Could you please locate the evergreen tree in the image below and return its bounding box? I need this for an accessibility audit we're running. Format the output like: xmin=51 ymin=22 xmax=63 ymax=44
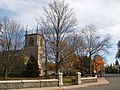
xmin=23 ymin=55 xmax=39 ymax=77
xmin=115 ymin=59 xmax=119 ymax=66
xmin=116 ymin=41 xmax=120 ymax=60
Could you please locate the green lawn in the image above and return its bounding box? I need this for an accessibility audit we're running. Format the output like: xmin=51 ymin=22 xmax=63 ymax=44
xmin=63 ymin=76 xmax=76 ymax=85
xmin=0 ymin=75 xmax=56 ymax=80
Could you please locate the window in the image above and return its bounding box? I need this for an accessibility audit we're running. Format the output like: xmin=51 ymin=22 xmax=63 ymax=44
xmin=40 ymin=38 xmax=43 ymax=46
xmin=29 ymin=37 xmax=34 ymax=46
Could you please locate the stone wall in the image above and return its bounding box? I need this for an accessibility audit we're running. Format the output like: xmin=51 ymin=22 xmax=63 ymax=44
xmin=0 ymin=79 xmax=58 ymax=89
xmin=76 ymin=72 xmax=97 ymax=84
xmin=81 ymin=77 xmax=97 ymax=83
xmin=0 ymin=72 xmax=98 ymax=89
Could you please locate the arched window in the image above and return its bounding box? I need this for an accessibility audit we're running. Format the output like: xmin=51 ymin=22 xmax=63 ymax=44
xmin=40 ymin=38 xmax=43 ymax=46
xmin=29 ymin=37 xmax=34 ymax=46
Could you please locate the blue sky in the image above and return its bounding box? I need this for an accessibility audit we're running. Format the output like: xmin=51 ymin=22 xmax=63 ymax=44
xmin=0 ymin=0 xmax=120 ymax=64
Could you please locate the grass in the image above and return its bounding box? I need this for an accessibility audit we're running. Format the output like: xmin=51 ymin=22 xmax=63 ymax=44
xmin=0 ymin=75 xmax=56 ymax=80
xmin=63 ymin=76 xmax=76 ymax=85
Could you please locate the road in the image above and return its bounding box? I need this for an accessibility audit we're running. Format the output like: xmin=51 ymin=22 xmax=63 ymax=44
xmin=67 ymin=74 xmax=120 ymax=90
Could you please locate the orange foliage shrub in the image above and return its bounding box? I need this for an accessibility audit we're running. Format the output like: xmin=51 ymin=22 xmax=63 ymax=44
xmin=93 ymin=55 xmax=105 ymax=72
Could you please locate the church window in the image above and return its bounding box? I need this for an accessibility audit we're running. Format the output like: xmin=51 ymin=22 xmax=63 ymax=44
xmin=29 ymin=37 xmax=34 ymax=46
xmin=40 ymin=38 xmax=43 ymax=46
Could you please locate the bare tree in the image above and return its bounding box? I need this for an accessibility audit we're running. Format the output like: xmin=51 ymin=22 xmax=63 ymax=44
xmin=38 ymin=0 xmax=77 ymax=74
xmin=0 ymin=17 xmax=24 ymax=79
xmin=78 ymin=25 xmax=111 ymax=75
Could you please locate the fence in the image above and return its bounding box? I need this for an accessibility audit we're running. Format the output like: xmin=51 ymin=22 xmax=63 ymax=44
xmin=0 ymin=72 xmax=97 ymax=89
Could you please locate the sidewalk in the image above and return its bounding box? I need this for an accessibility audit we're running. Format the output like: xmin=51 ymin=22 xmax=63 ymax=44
xmin=11 ymin=78 xmax=109 ymax=90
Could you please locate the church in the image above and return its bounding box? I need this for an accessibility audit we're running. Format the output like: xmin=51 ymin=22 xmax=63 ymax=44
xmin=0 ymin=27 xmax=44 ymax=76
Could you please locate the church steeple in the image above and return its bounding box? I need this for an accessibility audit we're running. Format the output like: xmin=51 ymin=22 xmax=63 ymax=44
xmin=36 ymin=24 xmax=39 ymax=34
xmin=24 ymin=25 xmax=44 ymax=76
xmin=25 ymin=25 xmax=28 ymax=35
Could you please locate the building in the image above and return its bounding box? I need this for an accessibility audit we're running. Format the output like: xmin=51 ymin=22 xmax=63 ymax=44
xmin=0 ymin=27 xmax=44 ymax=76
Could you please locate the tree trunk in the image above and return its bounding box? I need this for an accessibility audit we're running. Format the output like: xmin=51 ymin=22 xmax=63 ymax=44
xmin=55 ymin=63 xmax=59 ymax=79
xmin=3 ymin=68 xmax=8 ymax=80
xmin=4 ymin=75 xmax=7 ymax=80
xmin=90 ymin=59 xmax=92 ymax=76
xmin=89 ymin=54 xmax=92 ymax=76
xmin=55 ymin=34 xmax=59 ymax=79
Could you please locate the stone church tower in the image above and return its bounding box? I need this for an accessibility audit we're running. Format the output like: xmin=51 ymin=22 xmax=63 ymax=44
xmin=24 ymin=26 xmax=44 ymax=76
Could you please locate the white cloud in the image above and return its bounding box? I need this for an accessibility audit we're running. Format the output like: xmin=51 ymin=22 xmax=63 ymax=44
xmin=0 ymin=0 xmax=50 ymax=28
xmin=66 ymin=0 xmax=120 ymax=28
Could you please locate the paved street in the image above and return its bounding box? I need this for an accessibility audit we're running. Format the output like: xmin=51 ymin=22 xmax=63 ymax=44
xmin=67 ymin=75 xmax=120 ymax=90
